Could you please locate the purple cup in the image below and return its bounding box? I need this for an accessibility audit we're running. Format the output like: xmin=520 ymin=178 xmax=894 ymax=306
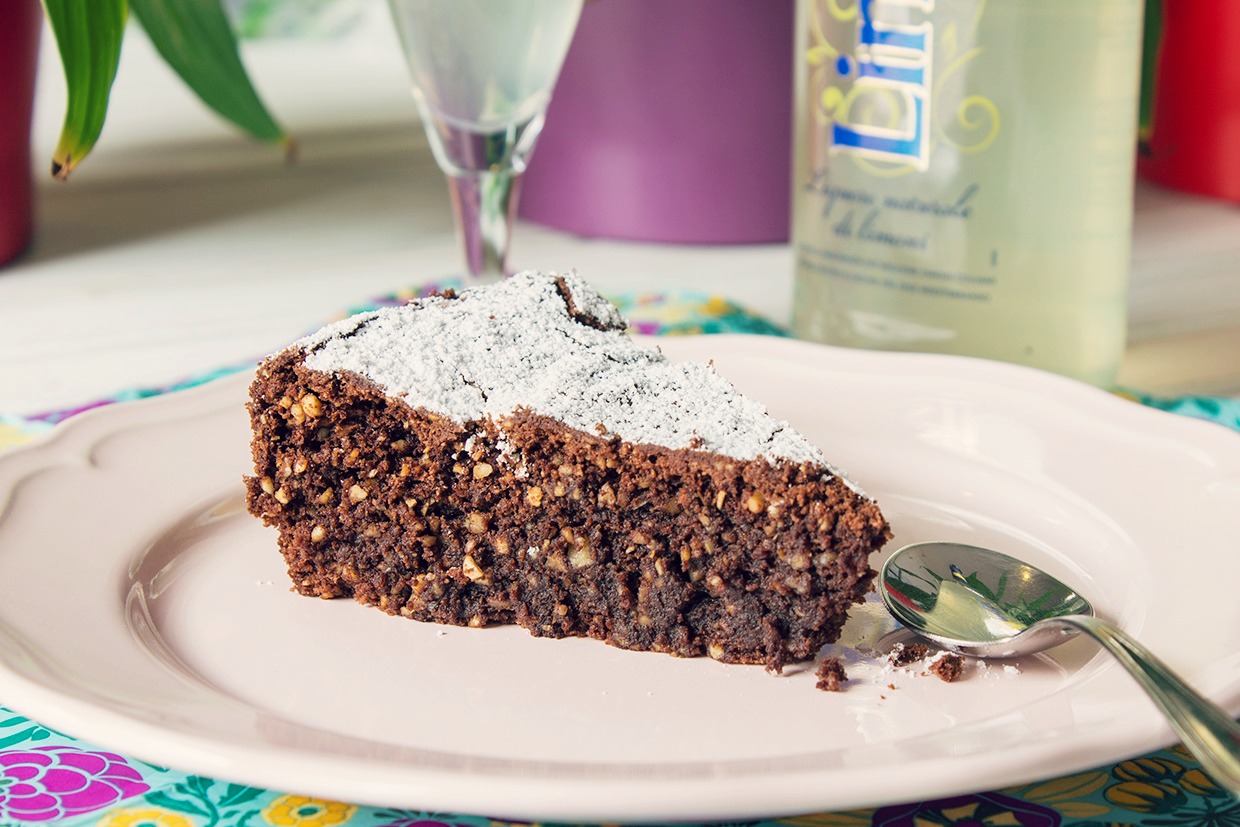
xmin=518 ymin=0 xmax=794 ymax=244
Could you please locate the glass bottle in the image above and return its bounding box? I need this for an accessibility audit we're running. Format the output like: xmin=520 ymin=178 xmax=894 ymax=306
xmin=791 ymin=0 xmax=1144 ymax=386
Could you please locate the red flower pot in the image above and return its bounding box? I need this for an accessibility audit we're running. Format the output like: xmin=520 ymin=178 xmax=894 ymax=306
xmin=1137 ymin=0 xmax=1240 ymax=203
xmin=0 ymin=1 xmax=42 ymax=266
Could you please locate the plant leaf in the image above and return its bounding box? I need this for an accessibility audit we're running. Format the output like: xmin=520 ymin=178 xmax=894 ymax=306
xmin=129 ymin=0 xmax=289 ymax=151
xmin=42 ymin=0 xmax=128 ymax=180
xmin=217 ymin=783 xmax=264 ymax=808
xmin=145 ymin=790 xmax=212 ymax=817
xmin=1139 ymin=0 xmax=1164 ymax=140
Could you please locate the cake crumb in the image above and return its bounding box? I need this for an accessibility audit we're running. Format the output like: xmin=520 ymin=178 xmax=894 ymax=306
xmin=887 ymin=641 xmax=931 ymax=667
xmin=928 ymin=651 xmax=965 ymax=682
xmin=888 ymin=642 xmax=968 ymax=683
xmin=815 ymin=657 xmax=848 ymax=692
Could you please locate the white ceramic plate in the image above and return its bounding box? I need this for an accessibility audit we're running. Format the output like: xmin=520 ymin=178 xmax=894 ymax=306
xmin=1 ymin=335 xmax=1238 ymax=823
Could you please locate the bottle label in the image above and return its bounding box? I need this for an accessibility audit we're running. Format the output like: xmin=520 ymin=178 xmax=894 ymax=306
xmin=831 ymin=0 xmax=934 ymax=171
xmin=796 ymin=0 xmax=1004 ymax=320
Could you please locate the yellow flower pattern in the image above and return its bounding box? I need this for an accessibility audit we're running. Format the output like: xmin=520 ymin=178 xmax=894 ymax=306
xmin=262 ymin=795 xmax=356 ymax=827
xmin=1003 ymin=769 xmax=1112 ymax=819
xmin=0 ymin=421 xmax=41 ymax=450
xmin=96 ymin=807 xmax=195 ymax=827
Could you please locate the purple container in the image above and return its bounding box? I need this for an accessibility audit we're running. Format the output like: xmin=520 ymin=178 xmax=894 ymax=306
xmin=0 ymin=1 xmax=40 ymax=267
xmin=518 ymin=0 xmax=794 ymax=244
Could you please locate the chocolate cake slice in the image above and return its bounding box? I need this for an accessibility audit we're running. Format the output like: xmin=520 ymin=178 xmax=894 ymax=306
xmin=245 ymin=271 xmax=889 ymax=671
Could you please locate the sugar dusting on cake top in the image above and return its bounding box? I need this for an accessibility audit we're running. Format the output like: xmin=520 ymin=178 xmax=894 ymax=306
xmin=299 ymin=271 xmax=836 ymax=468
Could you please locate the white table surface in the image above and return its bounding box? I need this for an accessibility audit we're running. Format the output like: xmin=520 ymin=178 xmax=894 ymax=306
xmin=3 ymin=15 xmax=1239 ymax=417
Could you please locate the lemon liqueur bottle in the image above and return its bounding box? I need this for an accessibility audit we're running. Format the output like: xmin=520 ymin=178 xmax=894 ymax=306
xmin=791 ymin=0 xmax=1144 ymax=386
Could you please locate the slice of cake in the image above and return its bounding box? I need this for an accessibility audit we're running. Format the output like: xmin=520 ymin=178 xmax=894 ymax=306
xmin=245 ymin=271 xmax=889 ymax=671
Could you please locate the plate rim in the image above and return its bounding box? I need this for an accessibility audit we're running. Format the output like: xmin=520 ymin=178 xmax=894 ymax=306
xmin=1 ymin=334 xmax=1238 ymax=821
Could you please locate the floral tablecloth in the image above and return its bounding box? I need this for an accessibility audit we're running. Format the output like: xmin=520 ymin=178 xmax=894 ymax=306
xmin=1 ymin=289 xmax=1238 ymax=827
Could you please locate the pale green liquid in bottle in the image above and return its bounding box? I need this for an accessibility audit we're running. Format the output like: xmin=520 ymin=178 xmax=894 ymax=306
xmin=792 ymin=0 xmax=1144 ymax=386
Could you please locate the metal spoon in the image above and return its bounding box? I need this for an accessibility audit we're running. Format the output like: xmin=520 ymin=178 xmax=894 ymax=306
xmin=880 ymin=540 xmax=1240 ymax=797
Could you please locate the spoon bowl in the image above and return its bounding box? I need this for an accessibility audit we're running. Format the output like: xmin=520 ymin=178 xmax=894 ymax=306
xmin=881 ymin=541 xmax=1092 ymax=658
xmin=881 ymin=541 xmax=1240 ymax=798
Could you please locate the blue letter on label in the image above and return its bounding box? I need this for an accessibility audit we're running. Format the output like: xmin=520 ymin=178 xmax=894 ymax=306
xmin=832 ymin=0 xmax=933 ymax=170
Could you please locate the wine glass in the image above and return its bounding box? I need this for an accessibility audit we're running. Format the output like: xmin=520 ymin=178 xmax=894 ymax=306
xmin=387 ymin=0 xmax=584 ymax=283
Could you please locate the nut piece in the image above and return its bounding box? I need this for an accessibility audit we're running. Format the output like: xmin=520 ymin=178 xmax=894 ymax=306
xmin=569 ymin=541 xmax=595 ymax=569
xmin=259 ymin=476 xmax=275 ymax=495
xmin=273 ymin=487 xmax=290 ymax=505
xmin=746 ymin=492 xmax=766 ymax=514
xmin=525 ymin=486 xmax=544 ymax=507
xmin=473 ymin=462 xmax=494 ymax=480
xmin=348 ymin=483 xmax=368 ymax=503
xmin=462 ymin=554 xmax=490 ymax=584
xmin=465 ymin=511 xmax=490 ymax=534
xmin=597 ymin=483 xmax=617 ymax=508
xmin=299 ymin=393 xmax=323 ymax=418
xmin=787 ymin=551 xmax=812 ymax=571
xmin=310 ymin=525 xmax=326 ymax=543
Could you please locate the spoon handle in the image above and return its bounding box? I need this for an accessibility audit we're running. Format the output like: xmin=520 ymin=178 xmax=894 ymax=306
xmin=1057 ymin=614 xmax=1240 ymax=798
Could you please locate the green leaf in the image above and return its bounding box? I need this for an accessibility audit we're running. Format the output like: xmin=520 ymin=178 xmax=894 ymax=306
xmin=183 ymin=774 xmax=216 ymax=800
xmin=42 ymin=0 xmax=128 ymax=180
xmin=145 ymin=790 xmax=212 ymax=817
xmin=129 ymin=0 xmax=290 ymax=150
xmin=0 ymin=725 xmax=51 ymax=750
xmin=1139 ymin=0 xmax=1164 ymax=140
xmin=217 ymin=783 xmax=264 ymax=808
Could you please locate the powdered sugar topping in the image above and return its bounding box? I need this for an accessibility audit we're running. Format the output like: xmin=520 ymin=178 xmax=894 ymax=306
xmin=300 ymin=271 xmax=833 ymax=466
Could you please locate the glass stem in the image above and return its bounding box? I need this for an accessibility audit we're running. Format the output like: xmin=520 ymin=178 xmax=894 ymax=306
xmin=446 ymin=169 xmax=520 ymax=283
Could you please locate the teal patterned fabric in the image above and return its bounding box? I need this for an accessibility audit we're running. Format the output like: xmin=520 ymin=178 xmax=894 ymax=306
xmin=1125 ymin=391 xmax=1240 ymax=432
xmin=1 ymin=289 xmax=1237 ymax=827
xmin=0 ymin=712 xmax=1236 ymax=825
